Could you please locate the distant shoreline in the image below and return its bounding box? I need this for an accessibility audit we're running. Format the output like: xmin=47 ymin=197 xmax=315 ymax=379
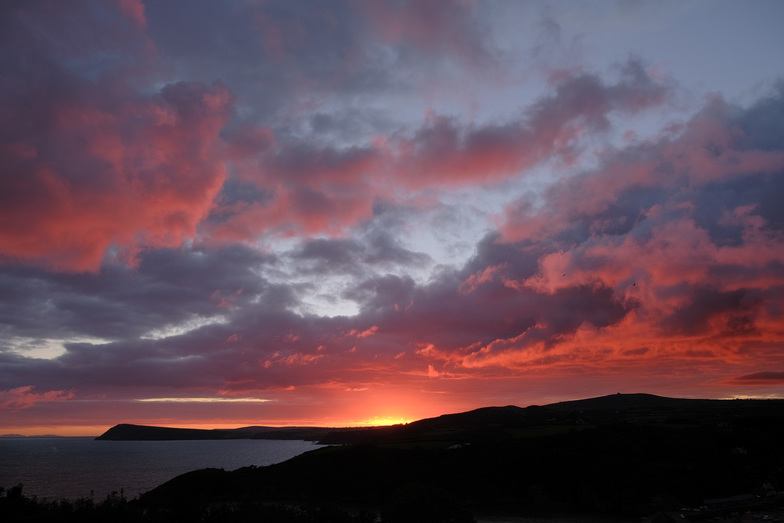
xmin=0 ymin=434 xmax=75 ymax=439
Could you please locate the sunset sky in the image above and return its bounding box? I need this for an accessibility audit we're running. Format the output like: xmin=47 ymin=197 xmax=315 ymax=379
xmin=2 ymin=0 xmax=784 ymax=436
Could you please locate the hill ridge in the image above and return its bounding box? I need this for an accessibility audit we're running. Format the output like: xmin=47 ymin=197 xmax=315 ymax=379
xmin=97 ymin=393 xmax=729 ymax=442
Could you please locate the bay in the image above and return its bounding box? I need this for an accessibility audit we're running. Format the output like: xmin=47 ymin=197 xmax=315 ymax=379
xmin=0 ymin=437 xmax=325 ymax=501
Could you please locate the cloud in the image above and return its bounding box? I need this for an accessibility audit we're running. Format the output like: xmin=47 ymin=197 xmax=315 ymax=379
xmin=490 ymin=86 xmax=784 ymax=373
xmin=0 ymin=386 xmax=74 ymax=410
xmin=730 ymin=372 xmax=784 ymax=384
xmin=6 ymin=77 xmax=783 ymax=396
xmin=288 ymin=232 xmax=429 ymax=278
xmin=0 ymin=76 xmax=234 ymax=271
xmin=136 ymin=397 xmax=270 ymax=403
xmin=1 ymin=3 xmax=673 ymax=265
xmin=0 ymin=245 xmax=269 ymax=345
xmin=392 ymin=57 xmax=669 ymax=188
xmin=1 ymin=1 xmax=783 ymax=428
xmin=117 ymin=0 xmax=147 ymax=29
xmin=201 ymin=57 xmax=671 ymax=246
xmin=358 ymin=0 xmax=495 ymax=70
xmin=349 ymin=326 xmax=378 ymax=338
xmin=3 ymin=81 xmax=783 ymax=401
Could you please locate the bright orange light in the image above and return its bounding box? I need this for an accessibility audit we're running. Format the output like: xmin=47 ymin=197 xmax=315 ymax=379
xmin=353 ymin=416 xmax=413 ymax=427
xmin=323 ymin=386 xmax=444 ymax=427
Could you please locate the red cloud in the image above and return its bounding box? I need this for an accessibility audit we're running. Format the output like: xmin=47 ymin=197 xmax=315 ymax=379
xmin=0 ymin=81 xmax=233 ymax=271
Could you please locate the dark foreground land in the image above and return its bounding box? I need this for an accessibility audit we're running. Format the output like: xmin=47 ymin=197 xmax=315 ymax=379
xmin=3 ymin=393 xmax=784 ymax=522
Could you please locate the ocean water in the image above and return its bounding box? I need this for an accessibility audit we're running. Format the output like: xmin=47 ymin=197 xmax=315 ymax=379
xmin=0 ymin=437 xmax=325 ymax=500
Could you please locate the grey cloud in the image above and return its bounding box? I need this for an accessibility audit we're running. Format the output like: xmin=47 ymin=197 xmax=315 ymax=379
xmin=143 ymin=0 xmax=492 ymax=127
xmin=363 ymin=229 xmax=431 ymax=267
xmin=266 ymin=143 xmax=379 ymax=186
xmin=308 ymin=108 xmax=398 ymax=144
xmin=342 ymin=259 xmax=631 ymax=358
xmin=291 ymin=238 xmax=364 ymax=276
xmin=734 ymin=80 xmax=784 ymax=152
xmin=289 ymin=229 xmax=430 ymax=277
xmin=211 ymin=178 xmax=272 ymax=209
xmin=0 ymin=245 xmax=270 ymax=345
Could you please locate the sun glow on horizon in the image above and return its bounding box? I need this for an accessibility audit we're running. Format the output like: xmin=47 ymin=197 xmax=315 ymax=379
xmin=1 ymin=425 xmax=111 ymax=438
xmin=352 ymin=416 xmax=414 ymax=427
xmin=724 ymin=394 xmax=784 ymax=400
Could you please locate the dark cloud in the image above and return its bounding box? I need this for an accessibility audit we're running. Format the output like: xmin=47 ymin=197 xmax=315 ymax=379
xmin=144 ymin=0 xmax=494 ymax=125
xmin=734 ymin=81 xmax=784 ymax=152
xmin=308 ymin=108 xmax=397 ymax=143
xmin=292 ymin=238 xmax=364 ymax=276
xmin=290 ymin=229 xmax=429 ymax=277
xmin=731 ymin=371 xmax=784 ymax=383
xmin=660 ymin=287 xmax=757 ymax=336
xmin=0 ymin=245 xmax=269 ymax=345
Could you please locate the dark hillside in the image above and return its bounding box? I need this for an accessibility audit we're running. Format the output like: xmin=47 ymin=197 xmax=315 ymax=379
xmin=137 ymin=394 xmax=784 ymax=520
xmin=96 ymin=424 xmax=235 ymax=440
xmin=546 ymin=392 xmax=689 ymax=410
xmin=96 ymin=423 xmax=358 ymax=441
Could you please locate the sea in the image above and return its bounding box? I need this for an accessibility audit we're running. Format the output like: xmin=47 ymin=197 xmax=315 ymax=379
xmin=0 ymin=437 xmax=325 ymax=501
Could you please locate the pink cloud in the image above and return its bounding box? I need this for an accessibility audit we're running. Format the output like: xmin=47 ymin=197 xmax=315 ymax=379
xmin=0 ymin=34 xmax=672 ymax=264
xmin=203 ymin=59 xmax=670 ymax=245
xmin=358 ymin=0 xmax=491 ymax=69
xmin=349 ymin=326 xmax=379 ymax=338
xmin=503 ymin=97 xmax=784 ymax=245
xmin=0 ymin=386 xmax=75 ymax=410
xmin=459 ymin=264 xmax=508 ymax=294
xmin=391 ymin=61 xmax=669 ymax=189
xmin=117 ymin=0 xmax=147 ymax=29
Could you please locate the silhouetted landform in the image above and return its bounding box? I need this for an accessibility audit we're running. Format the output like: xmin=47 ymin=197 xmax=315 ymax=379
xmin=95 ymin=423 xmax=347 ymax=441
xmin=94 ymin=393 xmax=705 ymax=442
xmin=7 ymin=393 xmax=784 ymax=522
xmin=0 ymin=485 xmax=378 ymax=522
xmin=139 ymin=394 xmax=784 ymax=519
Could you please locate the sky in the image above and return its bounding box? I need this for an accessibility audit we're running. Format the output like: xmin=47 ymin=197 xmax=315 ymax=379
xmin=1 ymin=0 xmax=784 ymax=436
